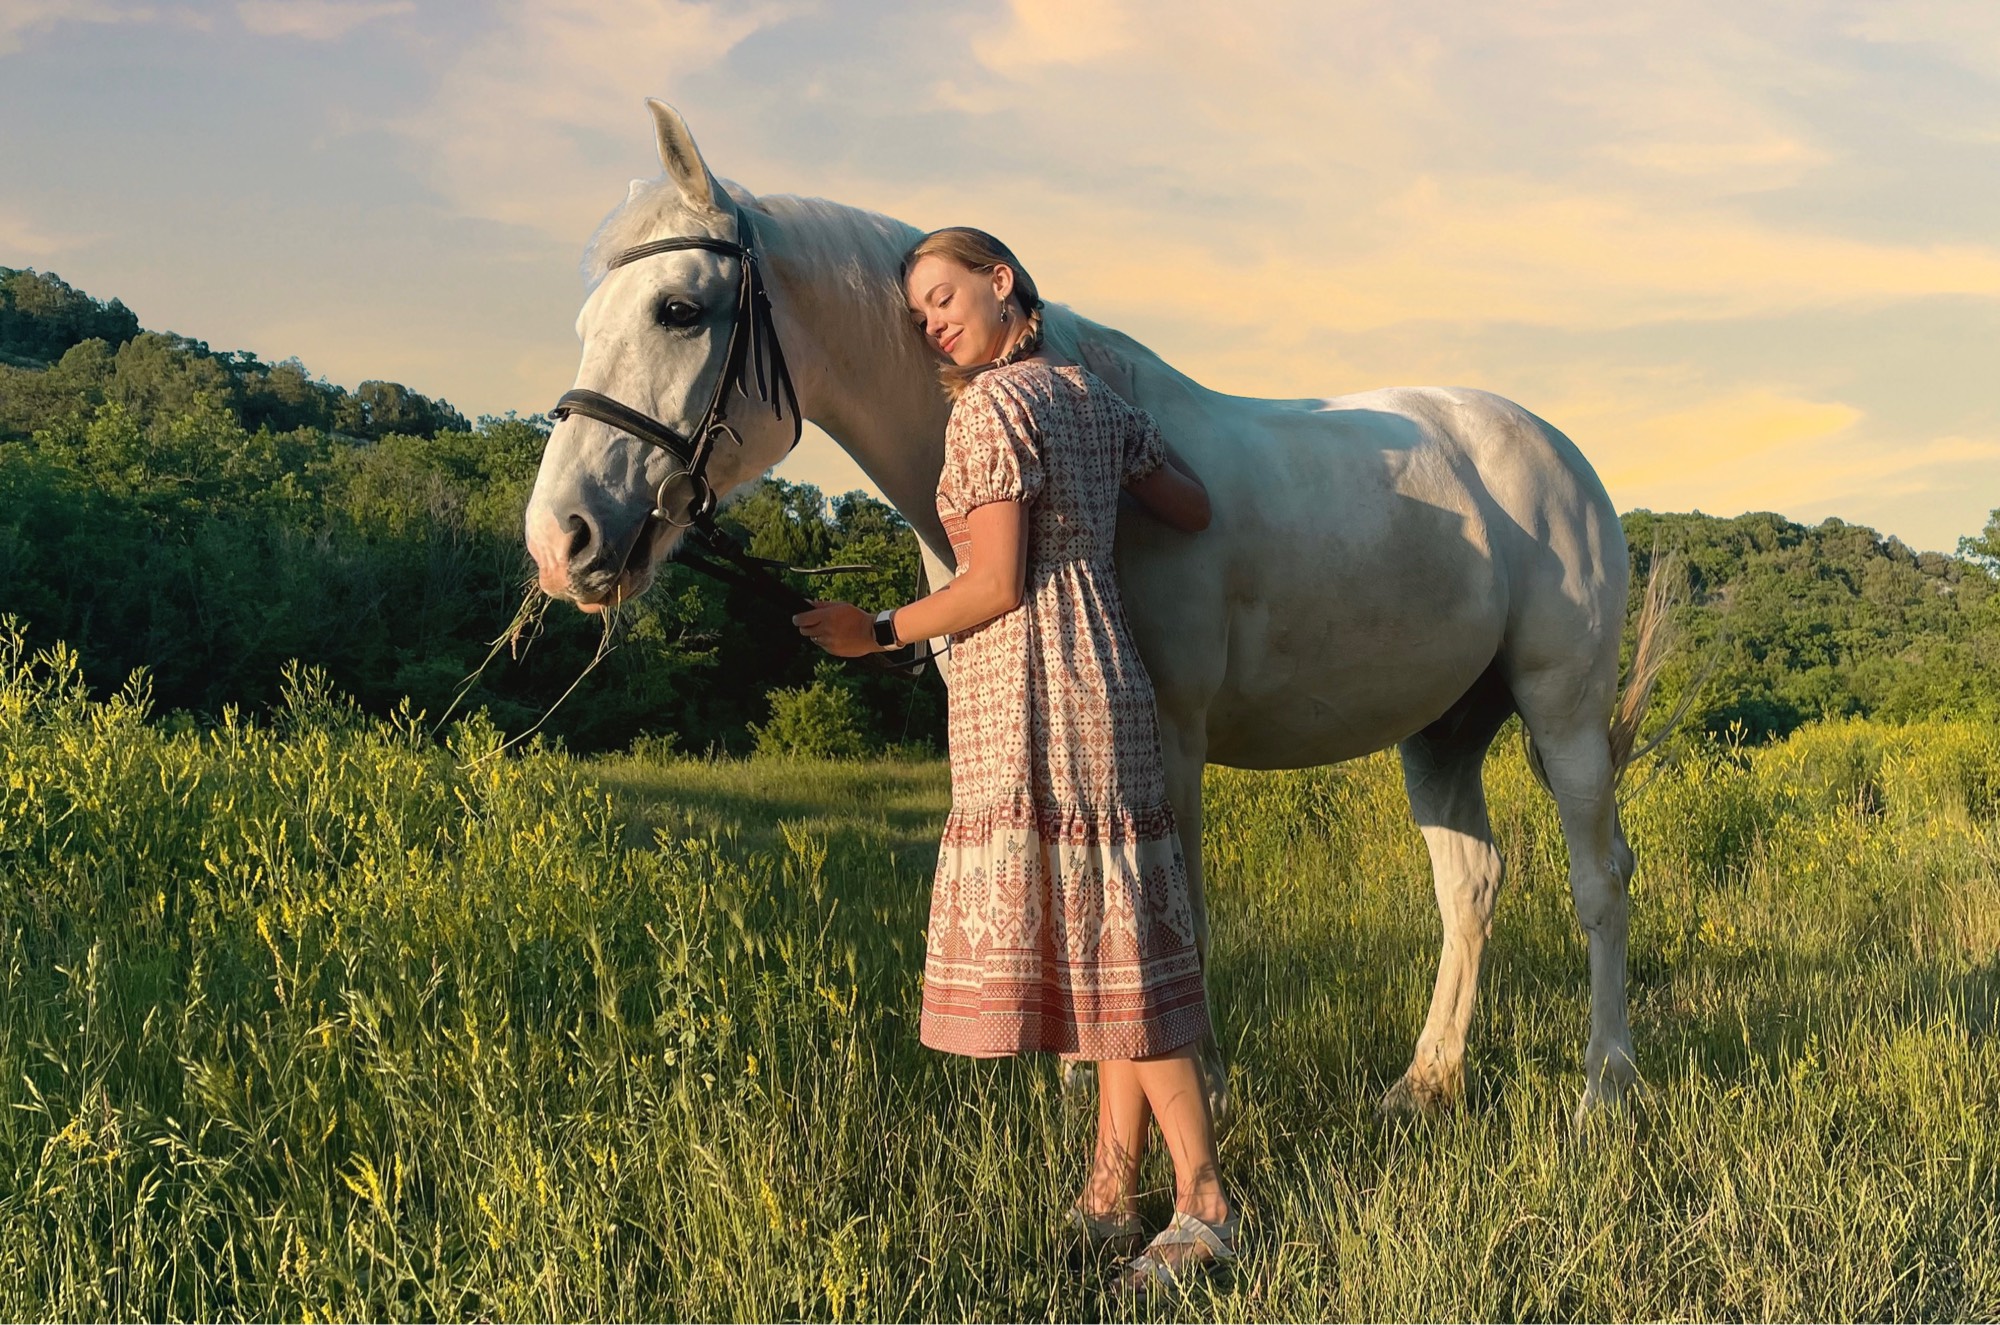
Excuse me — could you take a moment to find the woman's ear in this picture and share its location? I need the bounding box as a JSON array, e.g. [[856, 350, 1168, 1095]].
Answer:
[[990, 263, 1016, 305]]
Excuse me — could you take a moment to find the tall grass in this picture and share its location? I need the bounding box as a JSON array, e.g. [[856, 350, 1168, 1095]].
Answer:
[[3, 622, 1999, 1320]]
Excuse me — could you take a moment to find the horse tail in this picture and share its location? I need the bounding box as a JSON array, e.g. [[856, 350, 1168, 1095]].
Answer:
[[1522, 547, 1695, 795]]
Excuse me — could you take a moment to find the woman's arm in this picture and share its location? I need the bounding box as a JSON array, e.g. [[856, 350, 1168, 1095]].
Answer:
[[1126, 440, 1211, 532], [792, 500, 1028, 657]]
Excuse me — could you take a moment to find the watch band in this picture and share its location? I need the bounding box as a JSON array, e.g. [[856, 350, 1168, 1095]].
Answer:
[[872, 608, 900, 650]]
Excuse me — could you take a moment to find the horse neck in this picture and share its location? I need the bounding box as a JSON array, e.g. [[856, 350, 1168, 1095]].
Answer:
[[753, 201, 952, 548]]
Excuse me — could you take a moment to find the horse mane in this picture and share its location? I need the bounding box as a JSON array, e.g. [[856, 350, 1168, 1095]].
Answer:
[[739, 190, 931, 378], [583, 176, 1205, 410]]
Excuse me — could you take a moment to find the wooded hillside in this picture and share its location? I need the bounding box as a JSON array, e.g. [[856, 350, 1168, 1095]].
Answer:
[[1, 264, 1994, 751]]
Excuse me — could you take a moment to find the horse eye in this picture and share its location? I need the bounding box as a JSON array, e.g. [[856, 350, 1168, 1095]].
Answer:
[[656, 298, 702, 328]]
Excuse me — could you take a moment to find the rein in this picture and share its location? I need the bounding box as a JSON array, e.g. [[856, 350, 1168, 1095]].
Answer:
[[550, 210, 930, 679]]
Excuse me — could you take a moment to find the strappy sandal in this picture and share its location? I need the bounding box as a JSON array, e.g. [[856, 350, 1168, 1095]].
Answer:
[[1061, 1202, 1148, 1259], [1117, 1207, 1241, 1295]]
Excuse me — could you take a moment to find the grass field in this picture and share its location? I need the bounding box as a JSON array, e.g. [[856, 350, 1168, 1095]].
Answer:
[[4, 624, 2000, 1321]]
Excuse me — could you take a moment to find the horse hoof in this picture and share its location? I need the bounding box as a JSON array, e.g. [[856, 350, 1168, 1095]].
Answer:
[[1572, 1079, 1640, 1128], [1379, 1073, 1457, 1117], [1572, 1059, 1642, 1127]]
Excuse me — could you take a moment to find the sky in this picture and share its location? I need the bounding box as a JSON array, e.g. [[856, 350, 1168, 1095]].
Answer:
[[4, 0, 1998, 553]]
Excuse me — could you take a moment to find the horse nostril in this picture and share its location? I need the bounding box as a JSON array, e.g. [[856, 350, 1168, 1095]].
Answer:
[[564, 513, 594, 565]]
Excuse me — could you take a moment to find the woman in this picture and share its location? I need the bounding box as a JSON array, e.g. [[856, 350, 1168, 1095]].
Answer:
[[790, 227, 1235, 1288]]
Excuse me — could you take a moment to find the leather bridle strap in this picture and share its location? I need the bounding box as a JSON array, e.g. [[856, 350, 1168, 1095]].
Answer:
[[605, 235, 740, 271], [549, 223, 800, 528], [546, 386, 703, 468], [546, 216, 927, 679]]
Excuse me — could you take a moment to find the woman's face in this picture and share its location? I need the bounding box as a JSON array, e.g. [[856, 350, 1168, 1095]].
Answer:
[[905, 253, 1015, 367]]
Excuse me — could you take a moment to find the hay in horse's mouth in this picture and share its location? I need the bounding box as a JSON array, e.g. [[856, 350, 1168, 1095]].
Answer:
[[572, 514, 666, 610]]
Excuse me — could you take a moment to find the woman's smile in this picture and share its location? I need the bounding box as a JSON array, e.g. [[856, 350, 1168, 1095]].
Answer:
[[906, 250, 1020, 369]]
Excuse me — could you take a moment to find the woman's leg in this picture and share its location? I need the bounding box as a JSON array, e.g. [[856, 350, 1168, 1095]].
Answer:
[[1132, 1043, 1229, 1225], [1078, 1059, 1150, 1217]]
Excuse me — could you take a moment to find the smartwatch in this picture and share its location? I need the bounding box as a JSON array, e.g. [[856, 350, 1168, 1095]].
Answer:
[[872, 608, 901, 651]]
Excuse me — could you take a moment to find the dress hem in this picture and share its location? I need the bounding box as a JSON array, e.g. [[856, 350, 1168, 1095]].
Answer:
[[918, 998, 1211, 1063]]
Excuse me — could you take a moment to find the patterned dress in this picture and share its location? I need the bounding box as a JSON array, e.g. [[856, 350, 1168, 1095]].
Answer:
[[919, 360, 1210, 1062]]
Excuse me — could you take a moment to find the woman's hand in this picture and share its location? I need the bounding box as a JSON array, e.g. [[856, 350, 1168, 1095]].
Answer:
[[792, 599, 879, 657], [1126, 443, 1211, 533], [795, 503, 1028, 656]]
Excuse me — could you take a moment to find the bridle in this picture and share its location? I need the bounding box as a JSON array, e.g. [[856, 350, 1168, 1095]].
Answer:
[[548, 208, 929, 678], [549, 210, 799, 530]]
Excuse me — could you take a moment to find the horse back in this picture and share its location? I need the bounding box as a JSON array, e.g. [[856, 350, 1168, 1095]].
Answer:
[[1114, 378, 1626, 767]]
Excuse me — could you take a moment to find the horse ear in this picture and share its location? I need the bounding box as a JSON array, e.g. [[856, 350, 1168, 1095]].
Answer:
[[646, 98, 722, 214]]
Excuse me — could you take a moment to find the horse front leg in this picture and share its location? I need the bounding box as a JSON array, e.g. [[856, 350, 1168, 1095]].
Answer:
[[1157, 713, 1227, 1121], [1057, 711, 1217, 1111]]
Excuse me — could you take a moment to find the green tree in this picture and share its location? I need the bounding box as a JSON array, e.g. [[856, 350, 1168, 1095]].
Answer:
[[108, 332, 238, 423], [0, 267, 140, 364], [751, 677, 869, 758], [340, 379, 470, 439], [1959, 507, 2000, 569]]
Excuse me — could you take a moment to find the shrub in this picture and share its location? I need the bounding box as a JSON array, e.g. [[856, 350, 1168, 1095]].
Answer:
[[751, 680, 869, 759]]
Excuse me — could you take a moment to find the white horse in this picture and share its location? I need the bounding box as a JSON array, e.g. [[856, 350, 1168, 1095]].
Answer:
[[526, 101, 1654, 1117]]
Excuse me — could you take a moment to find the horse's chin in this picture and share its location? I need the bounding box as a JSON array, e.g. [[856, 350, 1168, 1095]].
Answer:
[[571, 516, 670, 612]]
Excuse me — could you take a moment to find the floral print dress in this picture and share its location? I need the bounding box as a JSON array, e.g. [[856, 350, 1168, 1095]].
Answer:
[[919, 360, 1210, 1061]]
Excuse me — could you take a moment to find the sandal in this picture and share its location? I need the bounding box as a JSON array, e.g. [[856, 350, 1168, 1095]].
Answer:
[[1061, 1202, 1147, 1258], [1117, 1207, 1241, 1294]]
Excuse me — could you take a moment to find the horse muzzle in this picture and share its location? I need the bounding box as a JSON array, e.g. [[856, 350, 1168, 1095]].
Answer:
[[527, 505, 668, 610]]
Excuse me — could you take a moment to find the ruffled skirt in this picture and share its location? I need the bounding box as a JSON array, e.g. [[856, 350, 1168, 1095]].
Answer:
[[918, 794, 1210, 1061]]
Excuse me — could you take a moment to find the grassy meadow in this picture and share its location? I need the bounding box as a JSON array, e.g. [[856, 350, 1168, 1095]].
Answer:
[[4, 624, 2000, 1321]]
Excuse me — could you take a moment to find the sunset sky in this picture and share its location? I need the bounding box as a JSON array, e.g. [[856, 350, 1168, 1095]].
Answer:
[[5, 0, 1997, 552]]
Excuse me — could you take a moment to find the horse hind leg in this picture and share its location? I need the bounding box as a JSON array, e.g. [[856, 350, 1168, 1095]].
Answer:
[[1511, 663, 1639, 1120], [1382, 662, 1516, 1115]]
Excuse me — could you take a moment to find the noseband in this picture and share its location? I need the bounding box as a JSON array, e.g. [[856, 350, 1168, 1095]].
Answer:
[[549, 212, 800, 530]]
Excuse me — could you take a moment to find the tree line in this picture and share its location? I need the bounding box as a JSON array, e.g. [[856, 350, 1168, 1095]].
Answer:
[[0, 266, 942, 754], [0, 264, 1995, 752]]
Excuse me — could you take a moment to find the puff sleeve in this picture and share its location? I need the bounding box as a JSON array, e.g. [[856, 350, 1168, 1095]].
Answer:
[[1115, 394, 1167, 484], [939, 375, 1045, 510]]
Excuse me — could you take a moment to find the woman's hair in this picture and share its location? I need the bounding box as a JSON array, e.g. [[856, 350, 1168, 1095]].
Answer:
[[899, 227, 1045, 399]]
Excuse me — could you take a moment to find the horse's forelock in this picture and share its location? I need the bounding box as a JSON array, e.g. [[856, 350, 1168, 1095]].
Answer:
[[579, 176, 740, 287]]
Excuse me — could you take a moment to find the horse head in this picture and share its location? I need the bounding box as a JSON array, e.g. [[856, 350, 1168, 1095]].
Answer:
[[525, 101, 801, 612]]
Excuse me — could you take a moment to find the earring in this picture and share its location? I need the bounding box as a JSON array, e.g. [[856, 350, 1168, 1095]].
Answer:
[[999, 304, 1009, 323]]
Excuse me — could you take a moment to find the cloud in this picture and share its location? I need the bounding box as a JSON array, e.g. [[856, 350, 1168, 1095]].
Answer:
[[1574, 387, 1865, 504], [973, 0, 1132, 73], [0, 0, 207, 55], [0, 204, 93, 259], [235, 1, 413, 40], [1553, 378, 2000, 547], [403, 0, 796, 243], [1840, 0, 2000, 69], [761, 0, 2000, 422]]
